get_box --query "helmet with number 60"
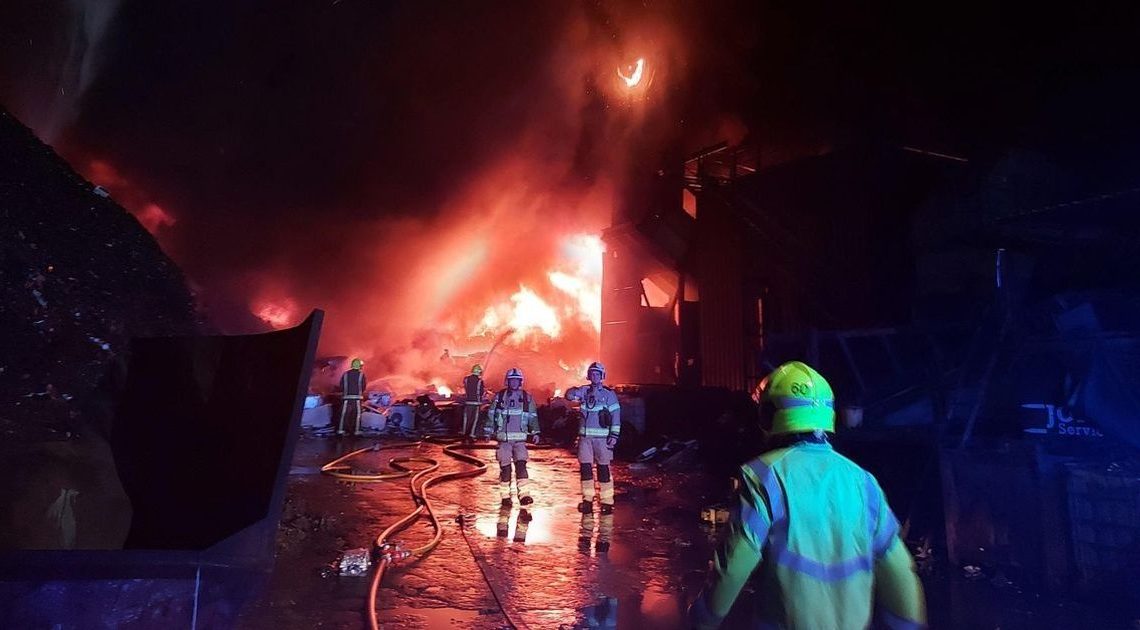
[758,361,834,435]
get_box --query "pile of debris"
[630,438,701,473]
[0,108,201,439]
[0,108,200,550]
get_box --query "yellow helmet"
[350,358,364,370]
[471,364,483,375]
[760,361,834,435]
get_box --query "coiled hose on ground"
[320,436,548,630]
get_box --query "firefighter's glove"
[606,435,618,449]
[530,434,541,445]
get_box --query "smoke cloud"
[249,4,700,395]
[2,0,760,397]
[5,0,123,143]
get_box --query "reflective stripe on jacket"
[568,385,621,437]
[463,374,485,404]
[489,388,539,442]
[341,369,366,398]
[690,442,927,629]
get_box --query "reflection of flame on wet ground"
[474,506,554,545]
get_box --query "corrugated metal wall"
[600,237,641,385]
[693,192,748,391]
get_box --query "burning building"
[600,139,962,393]
[0,0,767,403]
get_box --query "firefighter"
[688,361,927,629]
[565,362,621,514]
[489,367,540,507]
[461,364,486,442]
[337,358,367,436]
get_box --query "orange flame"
[81,159,178,240]
[469,233,602,350]
[475,286,562,342]
[137,203,176,233]
[549,233,604,332]
[254,299,298,330]
[617,58,645,88]
[307,228,605,398]
[433,380,453,398]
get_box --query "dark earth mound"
[0,108,201,548]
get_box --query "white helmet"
[587,361,606,380]
[505,367,524,385]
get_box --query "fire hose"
[320,437,548,630]
[479,327,515,384]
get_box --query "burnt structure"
[602,133,1140,614]
[601,141,959,393]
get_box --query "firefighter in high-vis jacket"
[461,364,486,441]
[688,361,927,629]
[337,358,368,436]
[489,368,540,507]
[565,362,621,514]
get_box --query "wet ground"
[238,433,1136,629]
[239,434,722,629]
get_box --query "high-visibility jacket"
[489,388,538,442]
[690,441,927,629]
[340,368,367,399]
[463,374,485,405]
[566,385,621,438]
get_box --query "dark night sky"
[3,2,1136,180]
[3,2,1138,207]
[2,0,1140,340]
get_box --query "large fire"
[419,232,604,398]
[1,0,757,421]
[473,234,604,346]
[65,6,693,402]
[296,221,607,400]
